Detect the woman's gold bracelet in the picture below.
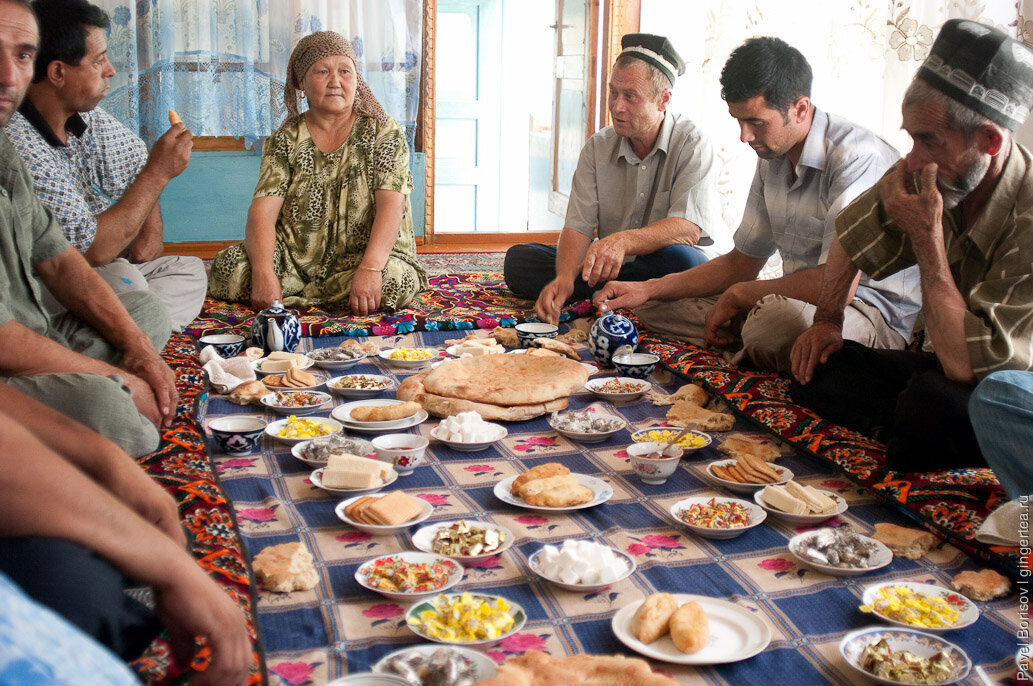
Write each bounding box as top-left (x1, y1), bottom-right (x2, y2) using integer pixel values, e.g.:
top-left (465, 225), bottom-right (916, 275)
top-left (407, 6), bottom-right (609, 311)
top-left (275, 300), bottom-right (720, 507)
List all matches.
top-left (358, 265), bottom-right (382, 272)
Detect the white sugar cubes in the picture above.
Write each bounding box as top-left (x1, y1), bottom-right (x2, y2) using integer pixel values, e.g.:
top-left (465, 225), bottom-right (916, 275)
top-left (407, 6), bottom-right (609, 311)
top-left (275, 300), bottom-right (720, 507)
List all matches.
top-left (437, 411), bottom-right (498, 443)
top-left (535, 539), bottom-right (630, 586)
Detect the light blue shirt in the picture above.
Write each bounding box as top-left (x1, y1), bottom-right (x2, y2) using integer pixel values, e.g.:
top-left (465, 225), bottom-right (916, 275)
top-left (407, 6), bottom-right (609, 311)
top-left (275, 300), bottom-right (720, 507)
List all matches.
top-left (733, 107), bottom-right (922, 339)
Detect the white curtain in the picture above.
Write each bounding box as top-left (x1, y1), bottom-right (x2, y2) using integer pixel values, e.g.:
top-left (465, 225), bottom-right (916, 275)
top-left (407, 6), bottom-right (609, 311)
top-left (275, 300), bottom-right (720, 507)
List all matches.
top-left (641, 0), bottom-right (1033, 233)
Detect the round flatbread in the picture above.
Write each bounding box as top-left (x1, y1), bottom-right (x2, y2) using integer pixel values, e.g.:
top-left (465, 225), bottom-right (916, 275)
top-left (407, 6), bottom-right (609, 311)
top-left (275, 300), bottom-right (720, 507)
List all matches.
top-left (423, 354), bottom-right (588, 406)
top-left (398, 372), bottom-right (568, 421)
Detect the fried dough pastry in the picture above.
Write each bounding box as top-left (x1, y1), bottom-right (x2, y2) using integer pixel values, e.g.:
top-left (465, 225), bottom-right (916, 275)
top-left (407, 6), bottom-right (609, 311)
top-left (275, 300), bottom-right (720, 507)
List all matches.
top-left (523, 483), bottom-right (592, 508)
top-left (630, 592), bottom-right (679, 644)
top-left (517, 474), bottom-right (578, 499)
top-left (474, 650), bottom-right (677, 686)
top-left (669, 601), bottom-right (709, 654)
top-left (350, 401), bottom-right (422, 422)
top-left (666, 400), bottom-right (734, 432)
top-left (511, 462), bottom-right (569, 496)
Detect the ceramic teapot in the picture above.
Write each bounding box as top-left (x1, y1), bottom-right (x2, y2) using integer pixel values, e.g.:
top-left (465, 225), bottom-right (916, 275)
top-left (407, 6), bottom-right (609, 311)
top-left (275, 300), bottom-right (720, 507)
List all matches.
top-left (251, 300), bottom-right (301, 355)
top-left (588, 312), bottom-right (639, 367)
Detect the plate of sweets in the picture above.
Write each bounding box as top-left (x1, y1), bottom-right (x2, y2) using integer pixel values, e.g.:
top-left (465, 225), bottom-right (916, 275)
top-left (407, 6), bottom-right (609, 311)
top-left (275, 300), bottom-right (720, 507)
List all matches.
top-left (378, 347), bottom-right (438, 368)
top-left (752, 480), bottom-right (847, 525)
top-left (584, 376), bottom-right (651, 402)
top-left (355, 551), bottom-right (464, 601)
top-left (291, 434), bottom-right (375, 468)
top-left (840, 627), bottom-right (971, 685)
top-left (406, 592), bottom-right (525, 647)
top-left (266, 416), bottom-right (343, 445)
top-left (859, 582), bottom-right (979, 632)
top-left (631, 428), bottom-right (712, 454)
top-left (306, 345), bottom-right (367, 370)
top-left (372, 645), bottom-right (497, 683)
top-left (326, 374), bottom-right (395, 398)
top-left (260, 390), bottom-right (332, 416)
top-left (670, 496), bottom-right (766, 539)
top-left (412, 520), bottom-right (514, 565)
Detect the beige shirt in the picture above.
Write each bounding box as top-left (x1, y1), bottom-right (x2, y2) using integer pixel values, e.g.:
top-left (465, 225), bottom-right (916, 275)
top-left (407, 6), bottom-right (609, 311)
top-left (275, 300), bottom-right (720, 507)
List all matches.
top-left (836, 142), bottom-right (1033, 377)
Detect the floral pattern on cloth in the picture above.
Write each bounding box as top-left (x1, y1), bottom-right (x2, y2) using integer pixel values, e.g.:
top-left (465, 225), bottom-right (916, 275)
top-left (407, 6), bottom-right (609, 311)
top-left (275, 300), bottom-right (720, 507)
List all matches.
top-left (209, 114), bottom-right (428, 310)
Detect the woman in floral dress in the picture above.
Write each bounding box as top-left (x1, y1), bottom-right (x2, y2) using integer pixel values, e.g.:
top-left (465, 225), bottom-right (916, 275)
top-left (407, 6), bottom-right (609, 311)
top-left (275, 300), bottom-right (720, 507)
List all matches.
top-left (209, 31), bottom-right (427, 313)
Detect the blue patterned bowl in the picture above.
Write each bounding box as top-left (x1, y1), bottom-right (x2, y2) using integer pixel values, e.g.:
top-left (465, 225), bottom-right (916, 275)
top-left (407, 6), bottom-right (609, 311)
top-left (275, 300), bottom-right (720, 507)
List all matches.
top-left (612, 352), bottom-right (659, 379)
top-left (588, 313), bottom-right (638, 367)
top-left (207, 416), bottom-right (267, 456)
top-left (515, 322), bottom-right (559, 348)
top-left (199, 333), bottom-right (246, 358)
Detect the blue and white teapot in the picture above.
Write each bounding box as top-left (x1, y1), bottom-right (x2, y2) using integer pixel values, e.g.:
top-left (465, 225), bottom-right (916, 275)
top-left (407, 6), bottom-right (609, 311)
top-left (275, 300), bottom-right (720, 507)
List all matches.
top-left (588, 312), bottom-right (639, 368)
top-left (251, 300), bottom-right (301, 355)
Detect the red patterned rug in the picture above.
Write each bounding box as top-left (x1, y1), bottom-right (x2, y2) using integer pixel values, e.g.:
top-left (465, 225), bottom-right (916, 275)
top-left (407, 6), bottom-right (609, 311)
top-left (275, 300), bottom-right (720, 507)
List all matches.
top-left (185, 273), bottom-right (590, 339)
top-left (637, 328), bottom-right (1018, 577)
top-left (130, 333), bottom-right (264, 685)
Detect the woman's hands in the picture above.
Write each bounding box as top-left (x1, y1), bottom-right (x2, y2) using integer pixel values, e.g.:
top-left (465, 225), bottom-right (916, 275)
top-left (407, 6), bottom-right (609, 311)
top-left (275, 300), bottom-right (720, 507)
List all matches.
top-left (350, 267), bottom-right (383, 315)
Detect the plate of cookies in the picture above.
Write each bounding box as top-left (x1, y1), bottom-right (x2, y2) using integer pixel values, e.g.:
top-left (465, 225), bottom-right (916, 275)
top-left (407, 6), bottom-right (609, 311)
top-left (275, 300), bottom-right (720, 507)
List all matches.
top-left (262, 366), bottom-right (324, 391)
top-left (611, 592), bottom-right (771, 665)
top-left (331, 399), bottom-right (429, 432)
top-left (493, 463), bottom-right (612, 511)
top-left (704, 457), bottom-right (793, 495)
top-left (335, 491), bottom-right (433, 534)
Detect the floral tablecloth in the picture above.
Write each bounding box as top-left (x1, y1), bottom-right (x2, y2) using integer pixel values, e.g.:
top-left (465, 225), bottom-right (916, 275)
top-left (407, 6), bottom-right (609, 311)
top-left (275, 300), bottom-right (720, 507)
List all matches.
top-left (202, 332), bottom-right (1024, 685)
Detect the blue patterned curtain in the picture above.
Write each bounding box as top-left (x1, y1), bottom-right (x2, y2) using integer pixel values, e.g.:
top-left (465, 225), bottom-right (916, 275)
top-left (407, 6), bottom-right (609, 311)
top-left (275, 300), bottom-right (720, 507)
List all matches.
top-left (96, 0), bottom-right (422, 150)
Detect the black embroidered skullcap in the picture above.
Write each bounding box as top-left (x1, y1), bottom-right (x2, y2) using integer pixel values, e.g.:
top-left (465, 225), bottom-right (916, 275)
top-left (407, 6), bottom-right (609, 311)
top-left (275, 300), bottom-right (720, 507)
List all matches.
top-left (917, 19), bottom-right (1033, 131)
top-left (619, 33), bottom-right (685, 86)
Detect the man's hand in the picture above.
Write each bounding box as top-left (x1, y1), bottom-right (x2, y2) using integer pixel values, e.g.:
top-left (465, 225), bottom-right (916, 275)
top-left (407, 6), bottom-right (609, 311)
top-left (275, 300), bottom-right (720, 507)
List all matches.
top-left (111, 459), bottom-right (186, 547)
top-left (154, 570), bottom-right (251, 686)
top-left (593, 280), bottom-right (650, 313)
top-left (127, 231), bottom-right (164, 263)
top-left (880, 160), bottom-right (943, 241)
top-left (249, 270), bottom-right (282, 311)
top-left (349, 269), bottom-right (382, 316)
top-left (535, 277), bottom-right (574, 325)
top-left (581, 234), bottom-right (627, 287)
top-left (702, 284), bottom-right (751, 348)
top-left (121, 347), bottom-right (179, 427)
top-left (790, 321), bottom-right (844, 385)
top-left (146, 124), bottom-right (193, 183)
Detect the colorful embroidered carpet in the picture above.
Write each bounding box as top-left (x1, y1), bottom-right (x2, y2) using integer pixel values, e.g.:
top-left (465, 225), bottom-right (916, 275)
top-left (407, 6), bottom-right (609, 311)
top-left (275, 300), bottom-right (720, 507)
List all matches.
top-left (131, 333), bottom-right (264, 685)
top-left (185, 273), bottom-right (591, 339)
top-left (636, 329), bottom-right (1019, 578)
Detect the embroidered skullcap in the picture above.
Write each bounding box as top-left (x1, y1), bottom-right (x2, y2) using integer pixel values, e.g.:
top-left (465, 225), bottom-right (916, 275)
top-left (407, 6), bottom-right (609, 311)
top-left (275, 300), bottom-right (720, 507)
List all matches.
top-left (619, 33), bottom-right (685, 86)
top-left (282, 31), bottom-right (389, 129)
top-left (917, 19), bottom-right (1033, 131)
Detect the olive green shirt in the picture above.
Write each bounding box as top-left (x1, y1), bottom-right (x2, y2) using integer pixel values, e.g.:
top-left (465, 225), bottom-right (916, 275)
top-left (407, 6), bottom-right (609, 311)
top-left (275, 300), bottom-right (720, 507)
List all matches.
top-left (0, 130), bottom-right (72, 337)
top-left (836, 142), bottom-right (1033, 378)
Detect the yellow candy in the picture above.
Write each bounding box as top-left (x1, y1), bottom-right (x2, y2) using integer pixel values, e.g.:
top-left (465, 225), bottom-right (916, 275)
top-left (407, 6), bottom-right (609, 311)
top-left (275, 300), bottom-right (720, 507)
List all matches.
top-left (408, 592), bottom-right (514, 642)
top-left (859, 585), bottom-right (961, 628)
top-left (277, 415), bottom-right (334, 439)
top-left (635, 429), bottom-right (707, 448)
top-left (389, 348), bottom-right (434, 361)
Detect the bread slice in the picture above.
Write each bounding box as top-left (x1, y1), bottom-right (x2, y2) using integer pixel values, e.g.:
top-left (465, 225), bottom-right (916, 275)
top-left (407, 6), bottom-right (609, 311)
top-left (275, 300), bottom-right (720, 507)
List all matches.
top-left (951, 569), bottom-right (1011, 600)
top-left (252, 542), bottom-right (318, 593)
top-left (365, 491), bottom-right (424, 526)
top-left (872, 523), bottom-right (938, 560)
top-left (760, 484), bottom-right (807, 514)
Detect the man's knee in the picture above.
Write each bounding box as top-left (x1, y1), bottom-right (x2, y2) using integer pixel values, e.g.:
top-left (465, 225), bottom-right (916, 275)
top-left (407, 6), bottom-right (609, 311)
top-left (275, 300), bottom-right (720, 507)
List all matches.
top-left (741, 295), bottom-right (810, 371)
top-left (504, 243), bottom-right (555, 297)
top-left (118, 290), bottom-right (172, 351)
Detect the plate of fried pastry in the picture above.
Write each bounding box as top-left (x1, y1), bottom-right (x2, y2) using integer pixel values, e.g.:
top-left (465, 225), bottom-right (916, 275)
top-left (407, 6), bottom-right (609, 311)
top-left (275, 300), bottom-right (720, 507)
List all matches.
top-left (493, 462), bottom-right (612, 511)
top-left (331, 399), bottom-right (429, 431)
top-left (611, 592), bottom-right (771, 665)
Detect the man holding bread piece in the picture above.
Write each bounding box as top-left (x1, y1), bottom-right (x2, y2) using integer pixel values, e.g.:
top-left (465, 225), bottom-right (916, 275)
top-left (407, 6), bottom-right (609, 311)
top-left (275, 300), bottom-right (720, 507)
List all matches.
top-left (791, 20), bottom-right (1033, 474)
top-left (7, 0), bottom-right (206, 332)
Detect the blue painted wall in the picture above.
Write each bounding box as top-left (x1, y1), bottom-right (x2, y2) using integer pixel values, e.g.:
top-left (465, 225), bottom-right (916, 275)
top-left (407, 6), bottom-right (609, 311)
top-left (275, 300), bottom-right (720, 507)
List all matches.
top-left (161, 150), bottom-right (426, 242)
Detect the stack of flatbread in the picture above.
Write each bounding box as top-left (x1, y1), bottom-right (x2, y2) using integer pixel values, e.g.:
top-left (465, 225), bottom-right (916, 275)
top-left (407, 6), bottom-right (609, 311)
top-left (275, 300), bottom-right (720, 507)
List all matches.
top-left (397, 354), bottom-right (589, 421)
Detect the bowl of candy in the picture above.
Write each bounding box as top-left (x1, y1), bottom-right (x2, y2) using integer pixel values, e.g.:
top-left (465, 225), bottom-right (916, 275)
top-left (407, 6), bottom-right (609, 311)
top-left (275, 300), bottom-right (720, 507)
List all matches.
top-left (528, 539), bottom-right (635, 592)
top-left (406, 592), bottom-right (525, 647)
top-left (412, 519), bottom-right (514, 565)
top-left (291, 434), bottom-right (375, 468)
top-left (355, 551), bottom-right (464, 602)
top-left (306, 345), bottom-right (367, 370)
top-left (839, 627), bottom-right (971, 686)
top-left (372, 646), bottom-right (497, 684)
top-left (584, 376), bottom-right (651, 402)
top-left (547, 409), bottom-right (626, 443)
top-left (429, 411), bottom-right (507, 451)
top-left (326, 374), bottom-right (395, 398)
top-left (260, 390), bottom-right (332, 416)
top-left (669, 496), bottom-right (766, 539)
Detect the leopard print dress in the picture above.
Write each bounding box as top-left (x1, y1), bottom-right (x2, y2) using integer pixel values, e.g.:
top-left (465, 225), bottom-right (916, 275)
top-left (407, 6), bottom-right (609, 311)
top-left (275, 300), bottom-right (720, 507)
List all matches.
top-left (209, 115), bottom-right (428, 309)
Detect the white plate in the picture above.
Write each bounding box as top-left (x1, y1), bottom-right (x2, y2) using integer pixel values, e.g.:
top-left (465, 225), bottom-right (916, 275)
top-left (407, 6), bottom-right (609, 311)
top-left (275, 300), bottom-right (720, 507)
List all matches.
top-left (860, 581), bottom-right (979, 631)
top-left (310, 466), bottom-right (397, 495)
top-left (528, 545), bottom-right (635, 592)
top-left (493, 474), bottom-right (613, 512)
top-left (378, 348), bottom-right (437, 368)
top-left (355, 551), bottom-right (464, 601)
top-left (411, 520), bottom-right (515, 565)
top-left (331, 400), bottom-right (429, 431)
top-left (372, 645), bottom-right (497, 682)
top-left (840, 627), bottom-right (972, 685)
top-left (252, 356), bottom-right (315, 375)
top-left (611, 593), bottom-right (771, 664)
top-left (305, 349), bottom-right (367, 370)
top-left (429, 422), bottom-right (507, 451)
top-left (335, 493), bottom-right (434, 535)
top-left (584, 376), bottom-right (652, 402)
top-left (787, 530), bottom-right (893, 577)
top-left (704, 459), bottom-right (793, 495)
top-left (260, 373), bottom-right (326, 392)
top-left (290, 436), bottom-right (376, 468)
top-left (547, 411), bottom-right (627, 443)
top-left (753, 487), bottom-right (848, 524)
top-left (669, 496), bottom-right (767, 539)
top-left (326, 374), bottom-right (396, 398)
top-left (406, 593), bottom-right (526, 647)
top-left (265, 417), bottom-right (343, 444)
top-left (630, 428), bottom-right (712, 454)
top-left (260, 390), bottom-right (332, 416)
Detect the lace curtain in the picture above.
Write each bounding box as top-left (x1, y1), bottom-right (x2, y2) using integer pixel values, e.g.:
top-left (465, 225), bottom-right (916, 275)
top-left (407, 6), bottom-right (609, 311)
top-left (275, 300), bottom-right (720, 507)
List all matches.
top-left (641, 0), bottom-right (1033, 234)
top-left (95, 0), bottom-right (422, 149)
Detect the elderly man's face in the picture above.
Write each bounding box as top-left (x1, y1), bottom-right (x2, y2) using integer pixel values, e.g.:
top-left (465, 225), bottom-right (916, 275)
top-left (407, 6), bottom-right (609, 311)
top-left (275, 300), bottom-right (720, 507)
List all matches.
top-left (60, 26), bottom-right (116, 113)
top-left (0, 1), bottom-right (37, 126)
top-left (903, 99), bottom-right (990, 209)
top-left (607, 61), bottom-right (668, 145)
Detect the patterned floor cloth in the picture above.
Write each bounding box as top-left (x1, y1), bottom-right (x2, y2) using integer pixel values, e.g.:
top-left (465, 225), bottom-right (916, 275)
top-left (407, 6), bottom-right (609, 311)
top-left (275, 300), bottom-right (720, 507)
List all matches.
top-left (636, 330), bottom-right (1020, 578)
top-left (200, 331), bottom-right (1023, 685)
top-left (185, 273), bottom-right (591, 339)
top-left (131, 333), bottom-right (264, 685)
